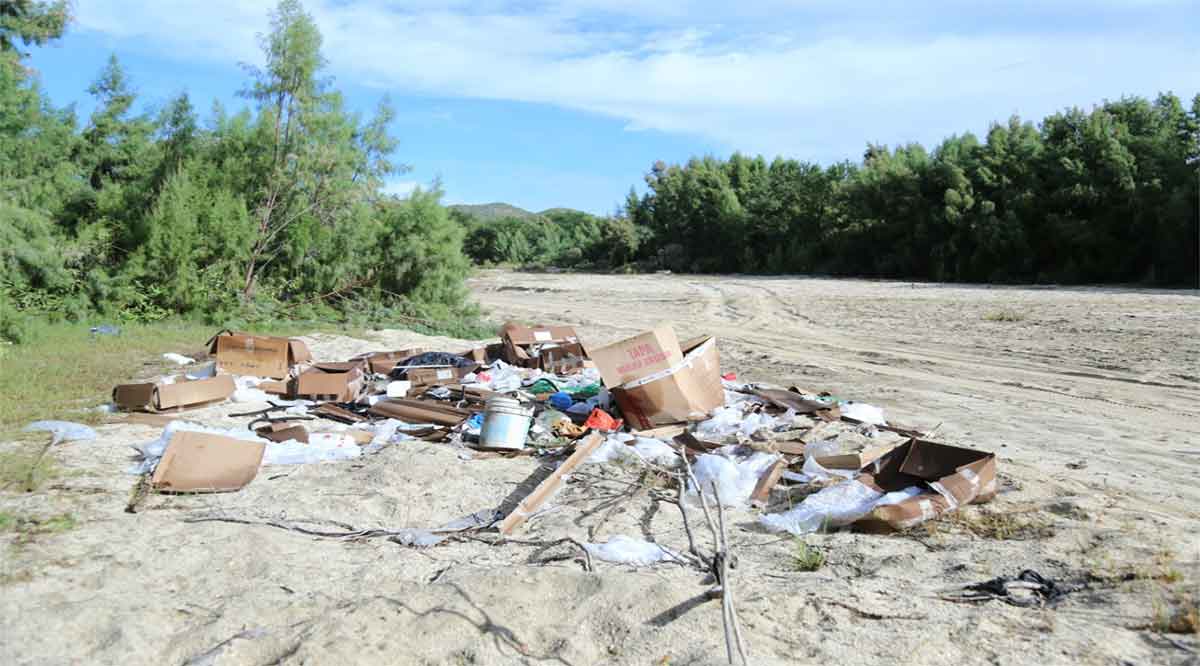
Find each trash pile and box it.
[92,322,997,537]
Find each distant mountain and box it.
[538,207,589,218]
[448,202,538,221]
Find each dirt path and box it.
[1,271,1198,665]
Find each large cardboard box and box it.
[113,374,235,413]
[593,328,724,431]
[206,330,312,379]
[856,439,997,531]
[150,431,265,493]
[589,325,683,388]
[461,343,505,365]
[500,322,580,368]
[291,362,366,401]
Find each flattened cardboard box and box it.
[113,374,235,413]
[352,349,426,375]
[206,330,312,379]
[589,324,683,389]
[292,362,366,401]
[151,431,265,492]
[610,336,724,430]
[855,438,997,531]
[407,365,477,387]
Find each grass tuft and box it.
[791,539,826,572]
[982,309,1027,323]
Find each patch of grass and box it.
[982,309,1027,323]
[791,539,826,572]
[945,508,1055,540]
[0,319,216,436]
[0,511,77,541]
[0,443,61,492]
[1150,591,1199,634]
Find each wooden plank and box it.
[498,433,605,535]
[749,459,788,508]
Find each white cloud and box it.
[71,0,1200,160]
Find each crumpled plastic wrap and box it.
[688,448,780,507]
[23,420,97,443]
[759,482,923,535]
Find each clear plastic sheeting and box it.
[841,401,887,426]
[688,449,780,507]
[759,482,924,535]
[23,420,98,443]
[231,376,270,403]
[583,535,681,566]
[263,433,361,465]
[586,433,680,466]
[163,353,195,365]
[186,363,218,380]
[694,405,785,441]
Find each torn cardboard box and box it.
[856,438,997,531]
[593,328,724,430]
[291,362,366,402]
[352,349,426,375]
[150,431,265,492]
[113,374,235,413]
[461,343,505,365]
[500,321,580,368]
[539,342,589,375]
[206,330,312,379]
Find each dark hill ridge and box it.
[449,203,590,222]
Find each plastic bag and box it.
[584,408,623,432]
[23,420,97,443]
[163,353,195,365]
[689,449,780,507]
[263,433,361,465]
[841,401,887,426]
[584,535,680,566]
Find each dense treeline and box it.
[1,0,474,341]
[627,97,1200,284]
[455,208,644,270]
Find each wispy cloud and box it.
[71,0,1200,160]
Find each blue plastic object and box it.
[548,391,574,411]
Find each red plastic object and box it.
[584,408,624,432]
[722,373,737,381]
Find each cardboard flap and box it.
[155,374,236,410]
[288,339,312,364]
[205,329,235,353]
[150,432,265,492]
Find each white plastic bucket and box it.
[479,396,533,449]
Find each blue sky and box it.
[26,0,1200,214]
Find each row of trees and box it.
[1,0,473,340]
[455,208,644,270]
[626,95,1200,284]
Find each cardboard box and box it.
[589,325,684,388]
[856,439,997,531]
[606,334,724,430]
[539,342,589,375]
[150,431,265,492]
[407,365,477,387]
[352,349,426,375]
[500,321,580,368]
[113,374,236,413]
[291,362,366,401]
[206,330,312,379]
[461,343,505,365]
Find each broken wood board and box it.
[499,433,604,535]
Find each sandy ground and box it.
[2,270,1199,665]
